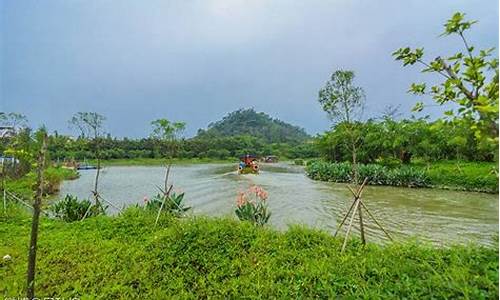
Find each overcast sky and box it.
[1,0,498,137]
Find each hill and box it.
[196,108,310,144]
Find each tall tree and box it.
[393,12,499,144]
[318,70,366,183]
[69,112,106,214]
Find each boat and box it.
[77,164,97,170]
[238,154,259,174]
[76,158,98,170]
[262,155,278,163]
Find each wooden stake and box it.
[341,198,360,253]
[334,198,357,237]
[358,204,366,245]
[155,185,173,226]
[336,178,368,237]
[359,201,393,241]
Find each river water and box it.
[59,163,498,246]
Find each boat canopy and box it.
[239,154,257,161]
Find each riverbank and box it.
[306,160,498,193]
[4,167,79,199]
[90,157,234,166]
[1,208,497,298]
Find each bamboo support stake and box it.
[336,178,368,237]
[358,204,366,245]
[155,185,173,226]
[6,191,33,209]
[359,201,393,241]
[97,194,121,212]
[334,198,357,237]
[341,198,360,253]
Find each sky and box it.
[1,0,498,137]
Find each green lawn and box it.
[412,160,498,193]
[1,208,498,299]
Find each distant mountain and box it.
[196,108,310,144]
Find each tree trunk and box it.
[26,133,47,299]
[93,134,101,211]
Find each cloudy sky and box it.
[1,0,498,137]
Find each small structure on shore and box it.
[238,154,259,174]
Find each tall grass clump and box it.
[50,194,101,222]
[143,192,191,217]
[306,161,430,188]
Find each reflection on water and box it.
[59,163,498,246]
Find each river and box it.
[59,163,498,246]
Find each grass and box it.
[306,160,498,193]
[1,208,498,299]
[412,160,498,193]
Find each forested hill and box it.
[196,108,310,144]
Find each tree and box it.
[318,70,366,183]
[393,12,499,144]
[69,112,106,214]
[26,128,47,299]
[0,112,28,133]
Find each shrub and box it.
[51,194,101,222]
[235,185,271,226]
[144,192,191,217]
[306,161,430,188]
[294,159,304,166]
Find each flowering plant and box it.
[235,185,271,226]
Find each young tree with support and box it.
[318,69,365,184]
[69,112,110,217]
[150,118,186,225]
[26,128,48,299]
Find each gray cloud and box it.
[1,0,498,137]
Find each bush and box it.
[294,159,304,166]
[50,194,100,222]
[144,192,191,217]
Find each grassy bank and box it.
[4,167,79,199]
[0,208,498,299]
[90,157,234,166]
[306,160,498,193]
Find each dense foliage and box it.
[393,12,499,143]
[316,118,497,164]
[4,167,79,200]
[1,209,497,299]
[306,160,498,193]
[44,109,317,161]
